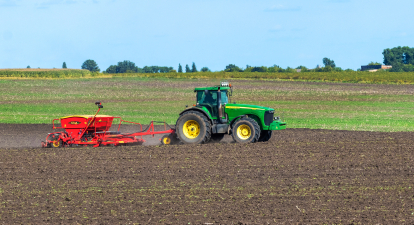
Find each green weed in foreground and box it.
[1,77,414,132]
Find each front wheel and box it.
[231,118,260,143]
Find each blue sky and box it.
[1,0,413,71]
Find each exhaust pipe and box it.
[218,87,223,123]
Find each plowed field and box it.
[1,124,414,224]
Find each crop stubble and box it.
[0,125,413,224]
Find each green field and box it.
[2,69,414,84]
[1,77,414,132]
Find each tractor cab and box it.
[195,86,230,119]
[194,82,231,120]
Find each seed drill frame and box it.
[41,102,175,148]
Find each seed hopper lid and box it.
[60,115,113,120]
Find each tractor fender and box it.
[179,107,213,123]
[229,115,247,128]
[229,114,261,129]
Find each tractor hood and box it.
[225,103,273,112]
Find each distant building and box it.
[361,65,392,71]
[296,69,302,72]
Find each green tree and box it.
[251,66,267,72]
[116,60,138,73]
[27,65,30,68]
[368,61,381,66]
[402,64,414,72]
[191,62,197,72]
[285,67,296,73]
[296,65,307,70]
[224,64,243,72]
[201,67,211,72]
[323,65,333,72]
[389,63,403,72]
[178,64,183,73]
[185,64,191,73]
[323,57,336,68]
[62,62,67,68]
[268,65,281,73]
[405,48,414,65]
[295,65,308,72]
[105,65,117,73]
[157,66,173,73]
[81,59,100,72]
[382,46,414,65]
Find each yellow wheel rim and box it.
[163,137,171,145]
[52,140,60,147]
[237,124,251,140]
[183,120,200,139]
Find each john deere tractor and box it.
[175,82,286,144]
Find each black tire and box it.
[160,134,179,145]
[176,111,211,144]
[210,133,225,142]
[160,135,171,145]
[231,117,260,143]
[258,130,273,142]
[51,140,63,148]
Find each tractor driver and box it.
[202,90,216,105]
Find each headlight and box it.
[274,116,280,120]
[221,81,229,87]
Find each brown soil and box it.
[0,125,413,224]
[0,123,193,148]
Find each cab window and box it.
[221,91,228,104]
[197,90,228,105]
[197,91,217,105]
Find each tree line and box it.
[383,46,414,72]
[75,47,414,73]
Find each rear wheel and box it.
[231,118,260,143]
[176,111,211,144]
[258,130,273,142]
[51,139,63,148]
[160,134,179,145]
[161,135,171,145]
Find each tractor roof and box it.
[194,86,231,92]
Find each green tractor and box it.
[174,82,286,144]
